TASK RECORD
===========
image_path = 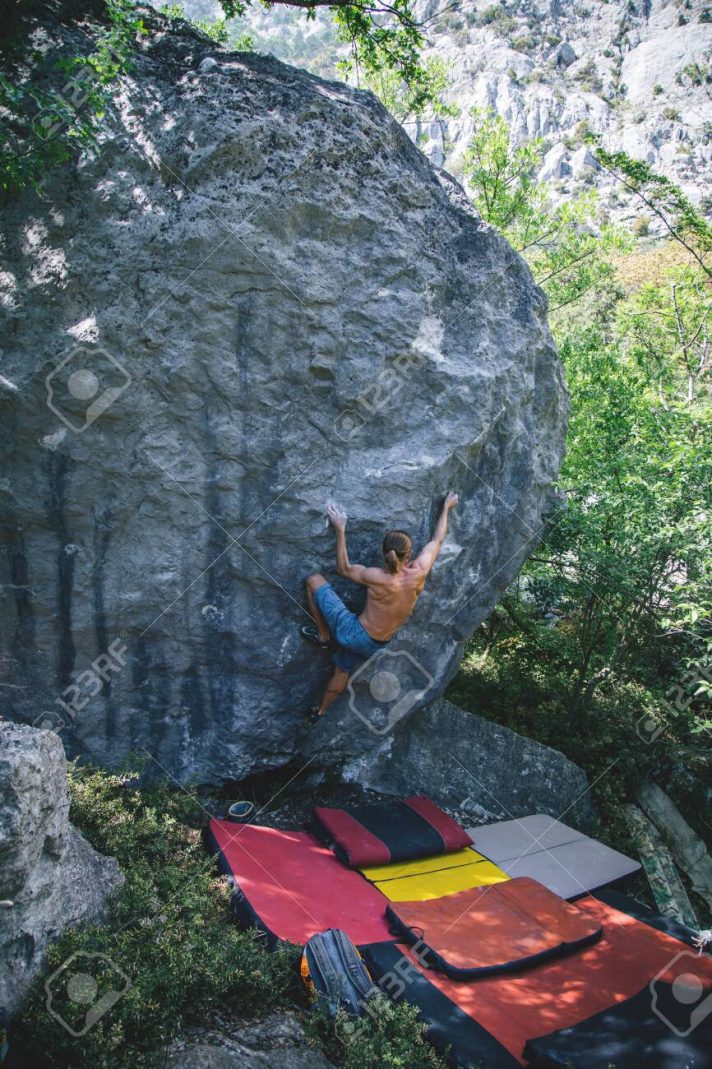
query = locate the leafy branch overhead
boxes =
[585,133,712,280]
[0,0,443,197]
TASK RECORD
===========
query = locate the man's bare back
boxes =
[357,563,428,641]
[327,492,459,641]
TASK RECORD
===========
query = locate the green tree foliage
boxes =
[0,0,146,196]
[462,107,630,310]
[358,55,458,123]
[161,2,233,43]
[12,764,298,1067]
[452,120,711,849]
[586,133,712,279]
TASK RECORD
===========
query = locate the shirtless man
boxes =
[302,492,459,722]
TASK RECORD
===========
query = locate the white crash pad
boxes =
[467,815,641,900]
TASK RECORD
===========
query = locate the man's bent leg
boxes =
[305,573,330,643]
[317,667,349,716]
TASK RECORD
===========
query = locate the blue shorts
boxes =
[313,583,389,673]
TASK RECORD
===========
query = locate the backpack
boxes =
[301,928,376,1018]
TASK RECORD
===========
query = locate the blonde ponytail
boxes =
[382,530,412,573]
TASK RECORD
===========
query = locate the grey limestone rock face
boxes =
[0,722,123,1019]
[0,12,567,784]
[341,698,594,829]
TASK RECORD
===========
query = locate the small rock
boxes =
[199,56,218,73]
[161,1013,336,1069]
[555,42,576,68]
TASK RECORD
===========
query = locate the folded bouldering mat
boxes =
[386,877,602,978]
[359,940,521,1069]
[313,795,472,867]
[204,819,393,947]
[360,847,508,901]
[367,895,712,1065]
[468,814,640,899]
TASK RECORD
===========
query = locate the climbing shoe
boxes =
[301,625,330,650]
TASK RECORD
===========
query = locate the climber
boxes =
[302,492,459,723]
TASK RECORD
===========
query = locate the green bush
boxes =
[0,0,145,197]
[13,765,298,1067]
[311,998,450,1069]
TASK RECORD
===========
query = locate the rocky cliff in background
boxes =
[411,0,712,222]
[190,0,712,223]
[0,8,567,784]
[0,723,123,1019]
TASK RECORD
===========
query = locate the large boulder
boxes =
[0,10,567,784]
[0,722,123,1019]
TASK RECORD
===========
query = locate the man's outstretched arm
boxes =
[414,492,459,575]
[326,503,372,585]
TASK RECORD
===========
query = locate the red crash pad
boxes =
[206,819,393,946]
[386,876,602,977]
[390,896,712,1063]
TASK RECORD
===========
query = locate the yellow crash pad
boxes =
[361,848,509,902]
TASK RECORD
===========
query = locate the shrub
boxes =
[632,215,650,236]
[511,35,534,52]
[652,83,664,95]
[12,765,299,1068]
[478,3,516,32]
[312,998,449,1069]
[575,59,603,92]
[663,106,681,121]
